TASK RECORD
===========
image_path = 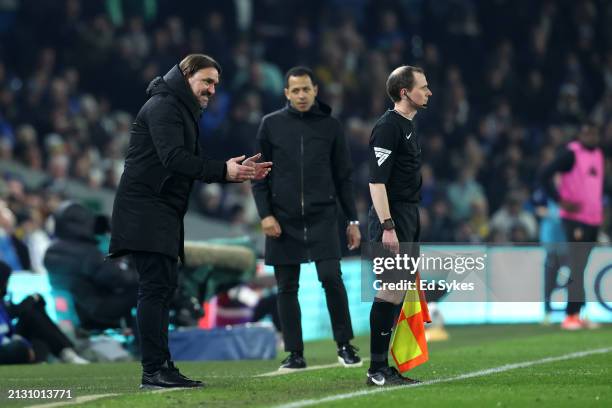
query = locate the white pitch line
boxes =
[274,347,612,408]
[27,365,329,408]
[27,393,119,408]
[256,359,369,377]
[26,386,197,408]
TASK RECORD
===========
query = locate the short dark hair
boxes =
[179,54,221,78]
[284,66,317,88]
[386,65,425,102]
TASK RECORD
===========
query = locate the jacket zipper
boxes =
[300,132,311,262]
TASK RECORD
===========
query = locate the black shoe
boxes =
[278,352,307,371]
[166,361,203,386]
[140,366,204,390]
[337,344,362,367]
[366,366,421,387]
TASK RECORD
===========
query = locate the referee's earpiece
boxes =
[404,90,427,110]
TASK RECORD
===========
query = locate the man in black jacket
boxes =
[45,202,138,331]
[109,54,271,389]
[252,66,361,370]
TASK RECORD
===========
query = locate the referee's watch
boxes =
[348,220,360,226]
[381,218,395,230]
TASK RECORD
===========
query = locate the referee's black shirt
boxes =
[368,109,422,203]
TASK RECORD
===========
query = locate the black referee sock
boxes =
[369,299,396,372]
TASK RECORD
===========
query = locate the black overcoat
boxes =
[109,65,226,261]
[251,101,358,265]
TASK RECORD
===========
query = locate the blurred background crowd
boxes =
[0,0,611,273]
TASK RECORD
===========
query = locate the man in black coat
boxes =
[109,54,271,389]
[45,202,138,330]
[251,66,362,371]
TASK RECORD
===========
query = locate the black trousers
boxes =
[252,293,281,332]
[131,251,178,373]
[12,296,73,361]
[78,291,138,331]
[274,259,354,352]
[562,219,599,316]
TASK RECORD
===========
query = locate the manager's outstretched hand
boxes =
[243,153,273,180]
[226,154,272,182]
[226,155,254,181]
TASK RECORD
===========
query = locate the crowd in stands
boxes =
[0,0,611,267]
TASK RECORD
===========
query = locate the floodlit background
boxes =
[0,1,611,406]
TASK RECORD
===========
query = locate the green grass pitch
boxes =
[1,324,610,407]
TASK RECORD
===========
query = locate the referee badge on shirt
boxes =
[374,147,392,166]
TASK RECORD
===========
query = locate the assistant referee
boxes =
[366,65,432,386]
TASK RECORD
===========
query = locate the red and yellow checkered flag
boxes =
[390,274,431,373]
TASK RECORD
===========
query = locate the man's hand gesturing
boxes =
[226,154,272,182]
[243,153,273,180]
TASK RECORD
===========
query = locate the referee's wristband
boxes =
[381,218,395,230]
[348,220,360,226]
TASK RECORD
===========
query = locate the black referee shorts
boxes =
[367,202,421,304]
[368,202,420,243]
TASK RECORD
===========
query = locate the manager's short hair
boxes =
[386,65,425,102]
